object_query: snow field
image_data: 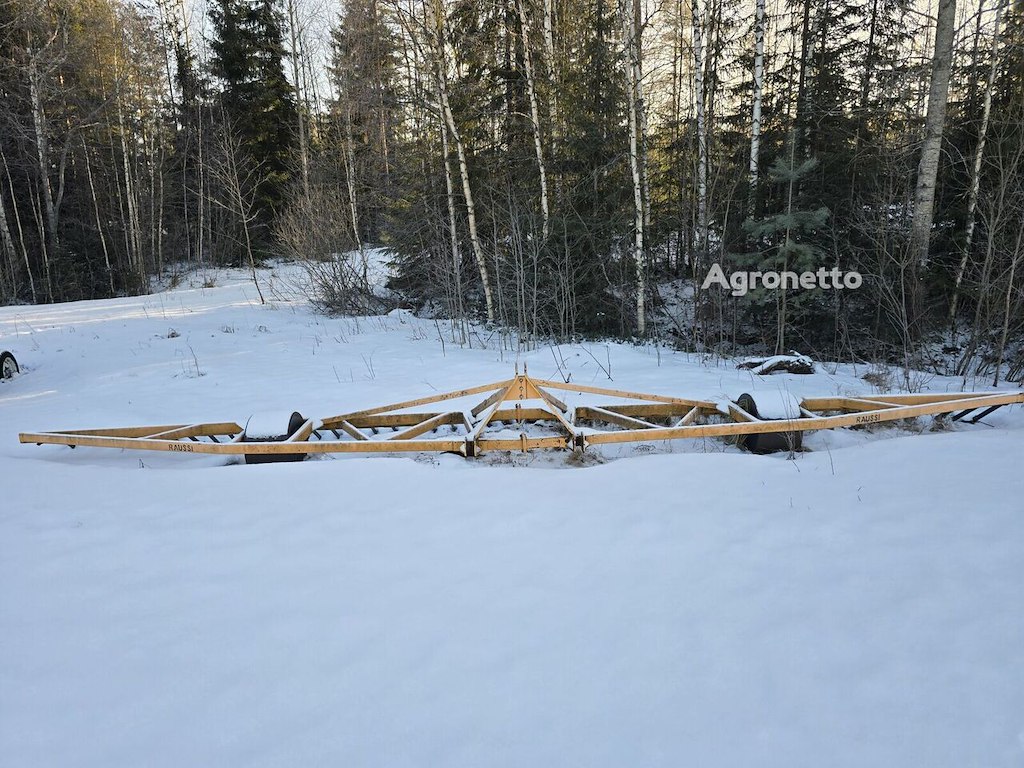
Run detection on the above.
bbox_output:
[1,264,1023,766]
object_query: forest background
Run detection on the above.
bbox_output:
[0,0,1021,380]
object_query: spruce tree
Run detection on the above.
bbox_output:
[742,156,830,351]
[329,0,399,242]
[208,0,297,242]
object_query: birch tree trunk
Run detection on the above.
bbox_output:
[541,0,562,214]
[852,0,879,188]
[439,116,465,323]
[670,0,684,270]
[635,0,650,238]
[286,0,310,196]
[622,0,645,333]
[430,0,495,324]
[83,139,115,295]
[111,27,143,283]
[692,0,708,266]
[949,0,1005,326]
[910,0,957,267]
[1,149,35,302]
[748,0,765,214]
[994,219,1022,385]
[26,39,60,272]
[213,131,265,304]
[542,0,558,132]
[117,95,142,280]
[341,98,367,282]
[0,179,16,301]
[516,0,551,242]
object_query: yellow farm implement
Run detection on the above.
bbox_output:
[19,368,1023,463]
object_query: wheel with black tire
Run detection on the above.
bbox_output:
[243,410,308,464]
[0,351,18,380]
[734,392,802,454]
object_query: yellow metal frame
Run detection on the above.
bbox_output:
[18,367,1023,460]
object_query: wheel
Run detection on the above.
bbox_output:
[734,392,802,454]
[0,351,18,380]
[243,410,308,464]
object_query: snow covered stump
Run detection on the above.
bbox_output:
[241,411,309,465]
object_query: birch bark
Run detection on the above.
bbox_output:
[748,0,765,213]
[430,0,495,323]
[622,0,646,333]
[949,0,1005,325]
[692,0,707,263]
[516,0,551,242]
[910,0,957,267]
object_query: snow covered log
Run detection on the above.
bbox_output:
[737,353,815,375]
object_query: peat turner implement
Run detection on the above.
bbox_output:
[19,366,1023,463]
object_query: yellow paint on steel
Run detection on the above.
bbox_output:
[529,392,576,437]
[530,379,568,411]
[576,405,658,430]
[335,420,369,441]
[491,407,556,422]
[286,419,316,443]
[800,397,902,412]
[324,379,513,424]
[727,405,757,422]
[584,391,1024,445]
[18,375,1023,461]
[146,422,245,440]
[389,411,466,441]
[803,392,1000,408]
[20,431,466,455]
[532,382,573,417]
[344,412,444,428]
[470,385,513,417]
[477,436,570,452]
[603,403,707,418]
[532,377,716,408]
[42,424,194,438]
[470,382,518,441]
[675,407,701,426]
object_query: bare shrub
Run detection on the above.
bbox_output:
[276,186,391,315]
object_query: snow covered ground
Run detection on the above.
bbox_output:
[2,264,1023,767]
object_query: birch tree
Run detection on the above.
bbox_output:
[541,0,560,150]
[949,0,1007,326]
[909,0,957,267]
[26,27,64,301]
[516,0,551,242]
[622,0,646,333]
[748,0,765,213]
[428,0,495,324]
[285,0,310,196]
[692,0,708,265]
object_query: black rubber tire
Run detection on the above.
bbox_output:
[243,411,308,464]
[0,351,18,380]
[286,411,307,437]
[735,392,803,454]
